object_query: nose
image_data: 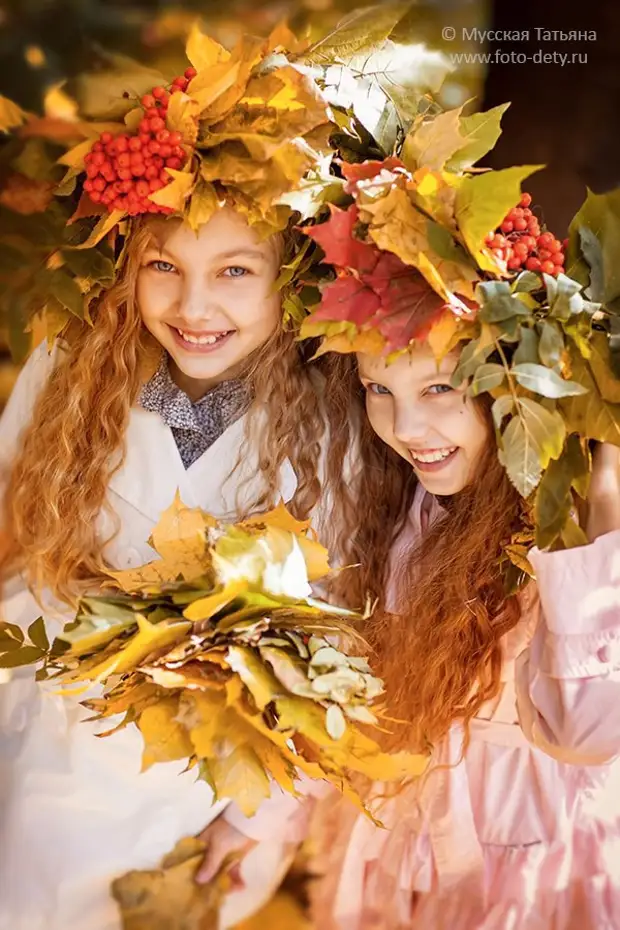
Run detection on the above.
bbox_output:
[392,398,432,446]
[177,277,221,324]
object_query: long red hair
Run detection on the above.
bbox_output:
[329,359,525,751]
[0,225,355,603]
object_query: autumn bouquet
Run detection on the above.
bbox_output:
[0,496,426,816]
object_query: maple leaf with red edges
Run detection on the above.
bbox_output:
[304,204,448,352]
[341,157,407,194]
[302,204,378,274]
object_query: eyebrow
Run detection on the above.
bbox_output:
[144,245,270,264]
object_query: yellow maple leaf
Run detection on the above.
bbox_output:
[138,695,195,770]
[165,91,199,145]
[110,493,215,593]
[241,503,330,582]
[362,186,477,302]
[186,180,221,233]
[209,741,272,817]
[111,835,224,930]
[149,168,195,211]
[410,168,461,229]
[185,21,231,71]
[426,310,468,361]
[402,106,467,173]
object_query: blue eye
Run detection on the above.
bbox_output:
[222,266,249,278]
[426,384,454,395]
[367,382,391,396]
[149,260,177,274]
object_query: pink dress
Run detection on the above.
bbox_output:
[223,485,620,930]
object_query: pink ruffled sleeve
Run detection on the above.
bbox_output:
[515,529,620,765]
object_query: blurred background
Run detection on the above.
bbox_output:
[0,0,618,405]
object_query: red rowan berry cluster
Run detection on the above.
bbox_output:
[82,67,198,216]
[485,193,568,277]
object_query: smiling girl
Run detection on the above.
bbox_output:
[0,34,354,930]
[200,156,620,929]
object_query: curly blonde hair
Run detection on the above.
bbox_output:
[1,224,356,603]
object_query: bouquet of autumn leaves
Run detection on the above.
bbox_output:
[0,496,426,817]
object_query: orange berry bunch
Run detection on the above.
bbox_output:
[485,192,568,276]
[82,67,198,217]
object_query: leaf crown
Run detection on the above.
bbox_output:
[295,105,620,573]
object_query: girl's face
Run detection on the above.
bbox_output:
[137,207,281,396]
[357,343,489,495]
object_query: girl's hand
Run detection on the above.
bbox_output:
[586,443,620,542]
[195,815,256,888]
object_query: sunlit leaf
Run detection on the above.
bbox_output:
[469,362,506,396]
[402,106,466,172]
[445,103,510,172]
[185,21,230,71]
[512,363,588,399]
[561,349,620,444]
[139,696,194,770]
[149,169,195,211]
[498,398,566,497]
[456,165,543,272]
[300,2,411,66]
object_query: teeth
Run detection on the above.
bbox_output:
[177,329,228,346]
[411,447,456,464]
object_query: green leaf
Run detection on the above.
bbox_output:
[476,280,530,323]
[578,226,604,301]
[567,188,620,305]
[0,620,25,649]
[538,321,564,368]
[492,394,514,429]
[456,165,543,271]
[445,103,510,172]
[560,518,589,548]
[426,220,471,264]
[300,2,412,66]
[0,646,45,668]
[512,363,588,399]
[513,271,543,294]
[469,363,506,395]
[561,350,620,444]
[498,398,566,497]
[50,271,85,318]
[62,248,115,285]
[534,435,587,549]
[27,617,49,652]
[513,327,538,365]
[453,331,496,382]
[547,273,584,321]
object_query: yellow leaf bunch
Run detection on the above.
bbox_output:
[20,496,427,819]
[161,22,334,236]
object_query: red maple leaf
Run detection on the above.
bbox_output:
[302,204,377,275]
[304,192,450,352]
[311,275,382,325]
